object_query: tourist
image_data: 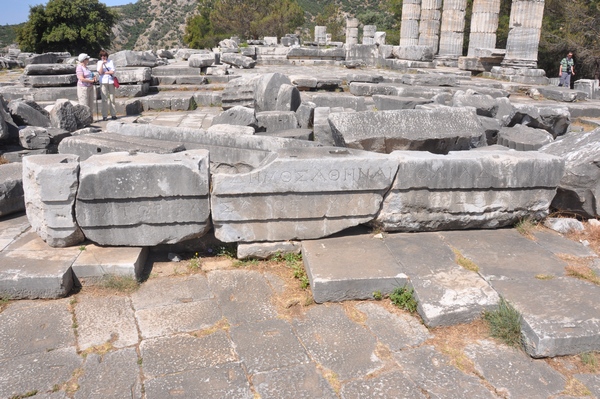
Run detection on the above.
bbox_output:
[76,53,97,115]
[558,51,575,88]
[97,49,117,121]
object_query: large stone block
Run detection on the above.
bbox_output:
[22,154,84,247]
[212,147,398,242]
[19,126,51,149]
[0,163,25,217]
[539,128,600,219]
[392,45,435,61]
[212,106,257,128]
[8,101,51,127]
[255,111,298,133]
[508,104,570,138]
[112,50,158,67]
[310,93,366,111]
[75,150,211,246]
[188,53,216,68]
[49,100,78,132]
[23,64,76,75]
[255,73,292,112]
[497,125,553,151]
[376,150,565,231]
[114,67,152,84]
[373,95,433,110]
[220,53,256,69]
[329,107,486,154]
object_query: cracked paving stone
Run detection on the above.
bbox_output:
[341,370,427,399]
[131,274,213,311]
[253,363,337,399]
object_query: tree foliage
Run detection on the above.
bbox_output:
[315,4,344,42]
[539,0,600,79]
[185,0,304,48]
[16,0,116,55]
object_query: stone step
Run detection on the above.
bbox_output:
[301,227,600,358]
[72,244,148,284]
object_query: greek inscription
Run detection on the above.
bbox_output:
[329,170,340,180]
[281,171,292,182]
[242,166,394,184]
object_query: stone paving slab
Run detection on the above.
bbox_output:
[341,370,428,399]
[0,299,74,360]
[292,305,383,380]
[74,348,142,399]
[71,244,148,280]
[140,331,236,378]
[393,346,496,398]
[384,232,499,327]
[355,302,431,352]
[74,294,139,351]
[135,299,222,339]
[207,269,277,325]
[0,213,30,251]
[532,229,598,258]
[131,274,213,310]
[144,363,253,399]
[230,318,310,373]
[575,374,600,397]
[0,347,81,399]
[302,231,408,303]
[253,363,338,399]
[464,339,565,398]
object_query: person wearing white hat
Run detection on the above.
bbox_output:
[76,53,97,118]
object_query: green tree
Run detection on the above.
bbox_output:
[315,3,344,42]
[16,0,117,55]
[184,0,226,49]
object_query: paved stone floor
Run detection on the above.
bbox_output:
[1,215,600,398]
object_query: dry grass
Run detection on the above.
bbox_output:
[545,351,600,393]
[570,119,599,133]
[565,264,600,286]
[515,217,539,240]
[190,317,230,338]
[452,247,479,272]
[425,319,490,375]
[565,220,600,256]
[0,157,8,165]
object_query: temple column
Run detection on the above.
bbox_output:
[418,0,443,54]
[501,0,545,68]
[467,0,501,56]
[400,0,421,46]
[362,25,376,45]
[315,26,327,45]
[437,0,468,65]
[346,18,359,46]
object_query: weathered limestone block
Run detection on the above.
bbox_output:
[114,67,152,84]
[452,90,499,117]
[72,104,93,129]
[19,126,51,149]
[23,154,84,247]
[418,0,443,52]
[8,101,51,127]
[468,0,501,56]
[315,26,327,45]
[376,150,565,231]
[373,95,433,110]
[310,93,367,111]
[105,121,320,169]
[346,73,384,84]
[75,150,211,246]
[23,64,76,76]
[188,53,216,68]
[255,73,292,113]
[401,73,457,86]
[349,82,399,97]
[256,128,312,141]
[437,0,468,60]
[211,147,398,242]
[237,241,301,260]
[0,163,25,217]
[392,46,435,61]
[220,53,256,69]
[536,86,587,103]
[501,0,545,68]
[329,107,486,154]
[50,100,78,132]
[539,128,600,218]
[0,95,16,141]
[115,83,149,98]
[400,0,422,46]
[508,104,570,138]
[256,111,298,133]
[207,124,255,136]
[175,48,210,60]
[58,132,186,161]
[112,50,158,68]
[20,74,77,88]
[296,101,315,129]
[287,47,346,60]
[212,106,257,128]
[497,125,553,150]
[345,45,381,65]
[151,65,203,77]
[221,75,261,110]
[275,84,301,112]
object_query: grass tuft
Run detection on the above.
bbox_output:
[9,391,38,399]
[580,352,598,371]
[97,275,140,294]
[515,217,537,239]
[566,264,600,286]
[483,298,522,348]
[452,248,479,272]
[390,285,418,313]
[188,252,201,271]
[535,274,555,280]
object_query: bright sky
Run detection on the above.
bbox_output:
[0,0,134,26]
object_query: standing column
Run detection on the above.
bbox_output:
[437,0,468,63]
[418,0,443,54]
[315,26,327,45]
[400,0,421,46]
[362,25,376,45]
[346,18,359,45]
[467,0,501,56]
[501,0,545,68]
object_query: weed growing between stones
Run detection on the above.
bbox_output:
[562,377,593,397]
[580,352,598,371]
[0,296,10,313]
[216,244,237,259]
[565,264,600,286]
[188,252,201,271]
[373,290,383,300]
[390,286,417,313]
[535,273,555,280]
[274,252,309,289]
[515,217,537,239]
[0,157,8,165]
[483,298,522,348]
[452,248,479,272]
[78,245,86,251]
[8,390,38,399]
[97,275,140,294]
